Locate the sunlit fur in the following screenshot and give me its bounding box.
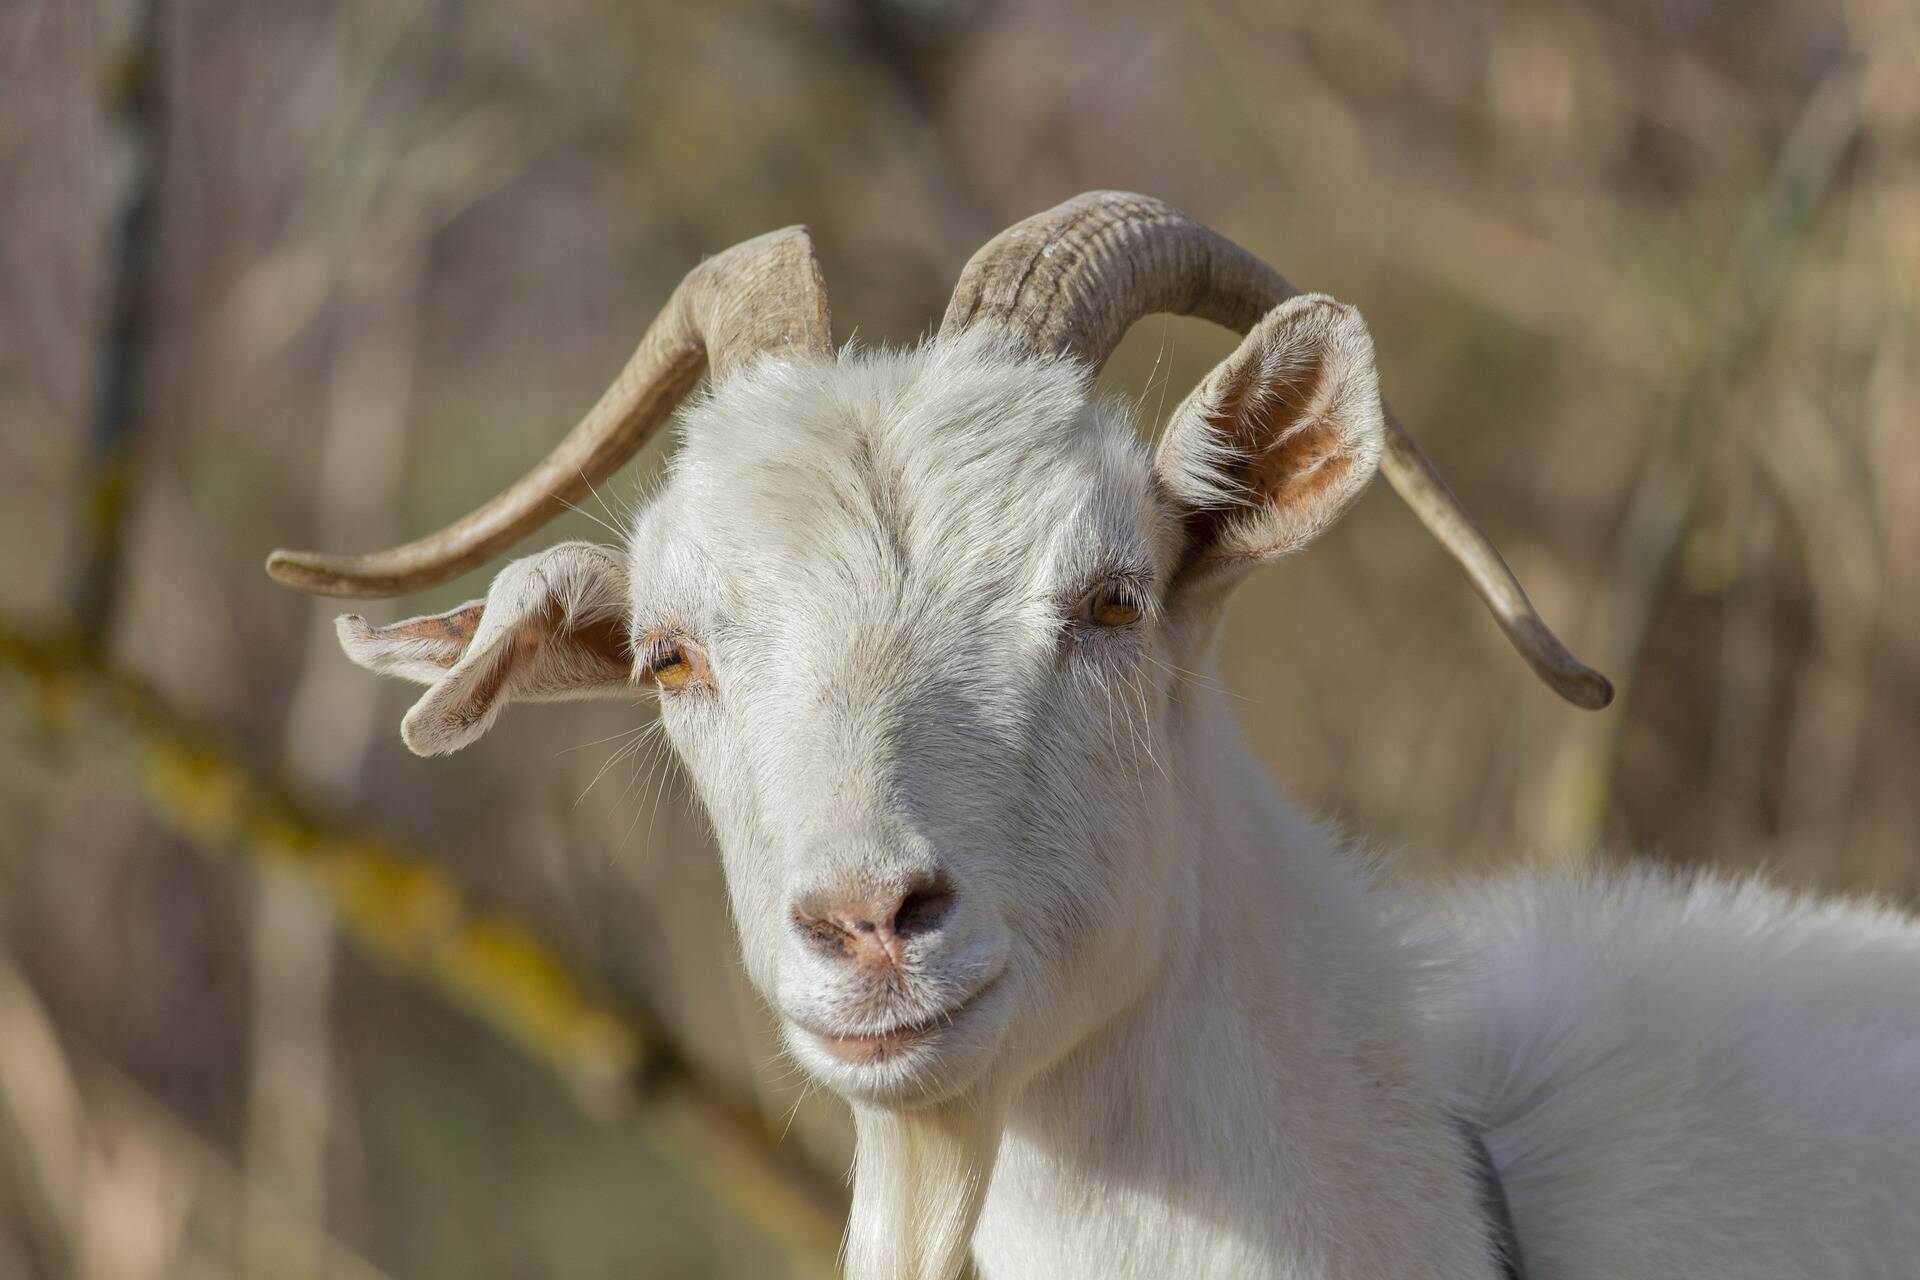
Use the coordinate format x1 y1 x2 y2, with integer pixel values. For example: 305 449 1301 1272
1430 864 1920 1278
343 322 1920 1280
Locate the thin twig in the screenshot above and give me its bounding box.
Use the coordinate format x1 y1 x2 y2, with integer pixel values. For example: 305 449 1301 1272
71 0 167 649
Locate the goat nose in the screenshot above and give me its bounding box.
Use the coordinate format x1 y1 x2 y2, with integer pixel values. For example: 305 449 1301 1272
792 872 955 964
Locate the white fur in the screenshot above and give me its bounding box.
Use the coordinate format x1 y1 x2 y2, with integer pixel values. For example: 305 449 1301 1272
341 320 1920 1279
1429 864 1920 1279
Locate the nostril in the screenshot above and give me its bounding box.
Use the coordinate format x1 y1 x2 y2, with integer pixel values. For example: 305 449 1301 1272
791 872 955 958
893 873 955 940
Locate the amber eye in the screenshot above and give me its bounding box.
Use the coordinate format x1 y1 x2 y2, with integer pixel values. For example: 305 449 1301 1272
645 639 710 692
1084 583 1144 628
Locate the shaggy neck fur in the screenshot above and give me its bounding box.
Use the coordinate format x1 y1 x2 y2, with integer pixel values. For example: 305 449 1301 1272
846 1103 1003 1280
847 651 1499 1280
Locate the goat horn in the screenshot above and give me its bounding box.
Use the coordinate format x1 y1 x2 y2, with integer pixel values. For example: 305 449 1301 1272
941 191 1613 711
265 226 834 598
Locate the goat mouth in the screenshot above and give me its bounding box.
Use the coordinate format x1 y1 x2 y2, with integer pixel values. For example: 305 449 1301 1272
798 979 1000 1067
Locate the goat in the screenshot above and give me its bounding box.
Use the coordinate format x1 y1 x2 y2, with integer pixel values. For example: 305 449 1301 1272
268 192 1920 1280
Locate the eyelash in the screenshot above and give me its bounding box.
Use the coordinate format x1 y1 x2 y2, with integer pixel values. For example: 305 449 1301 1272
642 633 712 693
1083 584 1144 628
1072 575 1153 633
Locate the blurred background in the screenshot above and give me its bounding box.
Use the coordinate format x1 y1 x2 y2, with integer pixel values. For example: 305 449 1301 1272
2 0 1916 1274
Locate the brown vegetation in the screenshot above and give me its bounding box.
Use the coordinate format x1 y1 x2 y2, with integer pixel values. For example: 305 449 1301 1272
1 0 1915 1274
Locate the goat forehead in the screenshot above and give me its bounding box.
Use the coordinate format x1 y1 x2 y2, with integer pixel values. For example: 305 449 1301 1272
667 336 1157 602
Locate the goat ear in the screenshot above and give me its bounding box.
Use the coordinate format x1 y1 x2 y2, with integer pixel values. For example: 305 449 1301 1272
1154 295 1385 588
336 541 636 757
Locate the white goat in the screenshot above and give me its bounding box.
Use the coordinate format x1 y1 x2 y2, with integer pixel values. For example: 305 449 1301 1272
270 193 1920 1280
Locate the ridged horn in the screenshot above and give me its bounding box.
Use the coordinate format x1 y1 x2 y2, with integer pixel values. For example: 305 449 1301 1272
266 226 833 598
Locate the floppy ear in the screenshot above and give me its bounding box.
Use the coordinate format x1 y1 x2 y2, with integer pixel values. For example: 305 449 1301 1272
336 541 636 757
1154 294 1385 589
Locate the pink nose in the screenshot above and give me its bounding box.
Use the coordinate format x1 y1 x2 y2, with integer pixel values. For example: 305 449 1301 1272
792 872 955 966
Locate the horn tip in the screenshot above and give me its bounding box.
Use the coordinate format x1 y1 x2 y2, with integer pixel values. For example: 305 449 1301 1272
266 548 366 598
1557 665 1615 711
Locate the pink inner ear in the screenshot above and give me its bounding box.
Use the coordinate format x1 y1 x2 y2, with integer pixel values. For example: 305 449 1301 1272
368 602 487 668
1178 343 1355 573
1229 356 1354 512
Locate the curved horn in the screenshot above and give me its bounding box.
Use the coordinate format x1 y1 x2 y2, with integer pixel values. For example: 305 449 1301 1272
942 191 1613 711
266 226 834 598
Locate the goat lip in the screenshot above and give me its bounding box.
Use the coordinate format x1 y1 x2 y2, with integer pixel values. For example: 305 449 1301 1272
795 979 1000 1066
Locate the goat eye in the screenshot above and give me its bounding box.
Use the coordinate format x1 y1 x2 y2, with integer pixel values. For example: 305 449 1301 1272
1084 583 1144 628
646 640 710 692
